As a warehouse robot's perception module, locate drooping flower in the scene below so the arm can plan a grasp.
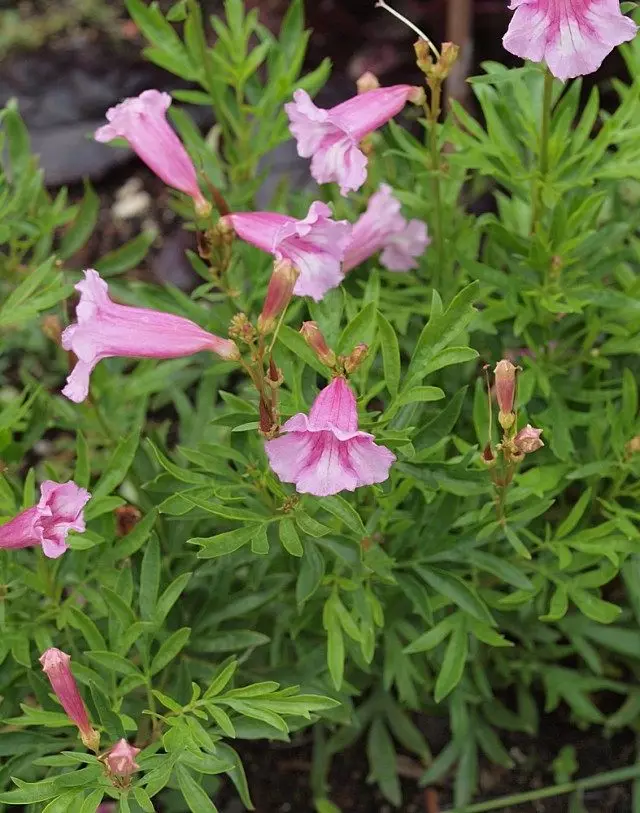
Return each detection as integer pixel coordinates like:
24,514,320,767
503,0,637,81
514,424,544,454
0,480,90,559
61,270,240,403
343,184,430,272
40,648,100,751
95,89,209,213
106,739,141,777
285,85,423,195
494,359,517,415
265,377,395,496
221,203,352,302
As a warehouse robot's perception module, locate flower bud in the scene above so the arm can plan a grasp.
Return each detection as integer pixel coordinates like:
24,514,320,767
415,39,433,73
626,435,640,456
356,71,380,94
105,739,140,778
438,42,460,78
513,424,544,454
494,359,517,415
40,648,100,752
257,259,299,335
481,443,496,466
300,321,336,367
344,343,368,374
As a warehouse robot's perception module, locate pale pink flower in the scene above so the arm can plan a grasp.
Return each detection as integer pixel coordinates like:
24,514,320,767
503,0,637,81
61,270,240,403
40,648,100,751
494,359,517,415
106,739,141,777
222,203,352,302
265,377,395,496
95,89,209,213
285,85,422,195
514,424,544,454
0,480,90,559
343,184,430,273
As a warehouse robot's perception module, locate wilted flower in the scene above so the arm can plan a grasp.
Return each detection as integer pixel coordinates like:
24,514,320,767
0,480,90,559
61,270,239,403
344,344,368,374
40,648,100,751
503,0,637,81
514,424,544,454
95,90,209,213
285,85,423,195
265,377,395,496
300,322,336,367
257,259,299,334
343,184,429,272
221,203,352,302
106,739,140,777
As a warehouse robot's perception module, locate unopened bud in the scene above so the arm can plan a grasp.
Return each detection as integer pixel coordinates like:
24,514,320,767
344,343,368,374
415,39,433,73
115,505,141,538
494,359,517,415
300,321,336,367
356,71,380,94
229,313,256,345
482,444,496,466
513,424,544,454
438,41,460,78
257,259,299,335
210,217,235,248
626,435,640,456
40,648,100,752
105,739,140,779
42,315,62,345
267,356,284,388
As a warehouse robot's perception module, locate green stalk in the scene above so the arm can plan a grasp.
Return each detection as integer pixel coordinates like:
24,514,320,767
443,763,640,813
530,69,554,234
427,84,445,292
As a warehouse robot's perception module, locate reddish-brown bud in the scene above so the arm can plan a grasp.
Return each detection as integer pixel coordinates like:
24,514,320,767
42,315,62,345
482,444,496,466
356,71,380,94
257,259,299,335
344,344,368,374
514,424,544,454
300,321,336,367
115,505,142,538
494,359,517,415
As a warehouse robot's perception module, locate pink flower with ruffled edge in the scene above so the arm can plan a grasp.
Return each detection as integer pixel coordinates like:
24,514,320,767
285,85,422,195
95,90,209,213
503,0,637,81
40,648,100,751
265,377,395,496
343,184,430,273
61,270,240,403
222,202,352,302
0,480,90,559
106,739,141,777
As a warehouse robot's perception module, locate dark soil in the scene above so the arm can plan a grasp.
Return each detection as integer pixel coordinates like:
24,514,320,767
216,707,635,812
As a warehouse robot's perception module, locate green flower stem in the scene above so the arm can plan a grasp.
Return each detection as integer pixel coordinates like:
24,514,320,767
531,69,554,234
427,85,445,292
443,763,640,813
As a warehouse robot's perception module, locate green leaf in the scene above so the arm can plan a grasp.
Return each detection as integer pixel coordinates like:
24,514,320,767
413,386,467,451
337,301,377,355
570,589,621,624
378,313,401,397
74,431,91,490
279,518,303,557
78,787,104,813
322,495,365,537
323,600,344,690
434,617,468,702
367,718,401,806
87,651,144,678
176,764,219,812
59,182,99,259
95,231,157,277
155,572,193,625
191,525,257,558
295,511,331,537
416,566,494,624
404,616,457,654
139,535,161,621
111,509,158,561
92,430,141,499
151,627,191,674
277,325,327,375
296,541,325,605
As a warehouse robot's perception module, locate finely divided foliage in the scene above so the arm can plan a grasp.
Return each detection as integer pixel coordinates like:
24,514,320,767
0,0,639,811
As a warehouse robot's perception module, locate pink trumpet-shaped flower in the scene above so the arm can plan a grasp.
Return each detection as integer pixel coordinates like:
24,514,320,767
285,85,423,195
40,648,100,751
61,270,240,403
106,739,141,777
95,89,209,213
0,480,90,559
265,377,395,496
222,203,352,302
503,0,637,81
343,184,430,272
